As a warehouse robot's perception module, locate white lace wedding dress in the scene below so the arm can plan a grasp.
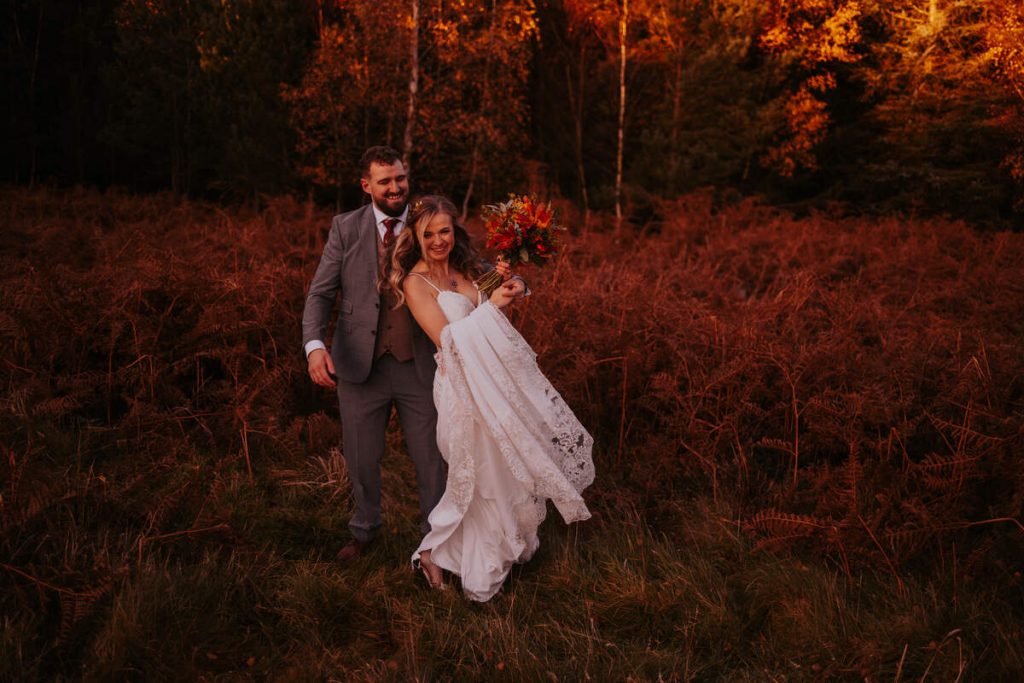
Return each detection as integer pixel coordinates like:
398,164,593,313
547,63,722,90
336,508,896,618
412,282,595,601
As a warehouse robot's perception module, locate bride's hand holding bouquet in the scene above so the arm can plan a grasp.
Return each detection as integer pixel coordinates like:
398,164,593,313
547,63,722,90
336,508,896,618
475,195,563,296
487,278,520,309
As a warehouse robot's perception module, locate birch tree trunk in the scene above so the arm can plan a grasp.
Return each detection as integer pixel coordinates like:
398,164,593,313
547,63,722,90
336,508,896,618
615,0,628,233
24,2,44,187
669,57,682,194
403,0,420,171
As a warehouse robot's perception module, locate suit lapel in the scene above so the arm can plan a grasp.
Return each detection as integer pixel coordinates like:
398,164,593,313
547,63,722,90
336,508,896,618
357,204,379,289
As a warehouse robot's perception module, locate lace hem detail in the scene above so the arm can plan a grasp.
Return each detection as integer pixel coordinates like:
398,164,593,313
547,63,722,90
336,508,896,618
436,302,595,526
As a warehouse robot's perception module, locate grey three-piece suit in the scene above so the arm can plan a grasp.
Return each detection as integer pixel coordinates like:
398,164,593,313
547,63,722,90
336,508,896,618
301,203,445,542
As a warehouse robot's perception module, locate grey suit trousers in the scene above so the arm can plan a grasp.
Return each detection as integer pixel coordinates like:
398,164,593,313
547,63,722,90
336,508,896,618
336,353,446,541
302,204,445,542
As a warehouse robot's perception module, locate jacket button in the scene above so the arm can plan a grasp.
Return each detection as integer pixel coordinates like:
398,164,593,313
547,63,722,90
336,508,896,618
370,330,376,336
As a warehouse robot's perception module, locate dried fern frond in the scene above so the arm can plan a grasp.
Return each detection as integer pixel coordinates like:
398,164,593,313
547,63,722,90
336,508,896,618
1,469,77,534
56,574,118,646
756,438,795,455
32,394,84,418
744,509,829,539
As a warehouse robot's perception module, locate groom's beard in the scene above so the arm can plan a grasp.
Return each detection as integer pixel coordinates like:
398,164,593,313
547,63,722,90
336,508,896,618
376,192,407,217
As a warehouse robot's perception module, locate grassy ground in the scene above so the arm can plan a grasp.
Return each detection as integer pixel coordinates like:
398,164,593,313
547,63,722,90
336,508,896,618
16,447,1021,681
1,187,1022,680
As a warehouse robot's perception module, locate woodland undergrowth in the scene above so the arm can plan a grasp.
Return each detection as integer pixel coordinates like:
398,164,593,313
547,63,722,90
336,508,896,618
1,186,1022,680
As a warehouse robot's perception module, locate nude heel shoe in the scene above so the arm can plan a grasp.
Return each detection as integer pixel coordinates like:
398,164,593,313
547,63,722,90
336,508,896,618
416,550,446,591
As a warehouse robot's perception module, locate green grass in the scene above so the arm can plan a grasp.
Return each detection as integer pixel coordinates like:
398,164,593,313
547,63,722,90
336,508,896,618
3,427,1023,680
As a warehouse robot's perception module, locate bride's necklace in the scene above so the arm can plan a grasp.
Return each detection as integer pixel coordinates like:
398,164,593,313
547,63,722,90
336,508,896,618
428,268,459,291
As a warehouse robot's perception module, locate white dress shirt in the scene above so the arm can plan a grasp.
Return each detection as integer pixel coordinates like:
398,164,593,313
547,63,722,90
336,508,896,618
372,204,408,243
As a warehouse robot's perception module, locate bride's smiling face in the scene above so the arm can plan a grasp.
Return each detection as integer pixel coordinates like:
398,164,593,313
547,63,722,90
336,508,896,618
419,212,455,265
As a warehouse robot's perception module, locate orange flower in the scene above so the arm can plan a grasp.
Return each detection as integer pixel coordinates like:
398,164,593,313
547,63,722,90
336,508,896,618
534,205,552,229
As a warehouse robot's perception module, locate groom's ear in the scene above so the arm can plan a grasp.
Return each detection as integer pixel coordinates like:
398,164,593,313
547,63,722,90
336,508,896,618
360,176,371,194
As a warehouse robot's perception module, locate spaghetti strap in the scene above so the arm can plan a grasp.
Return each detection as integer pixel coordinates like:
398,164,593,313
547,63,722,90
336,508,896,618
409,271,444,294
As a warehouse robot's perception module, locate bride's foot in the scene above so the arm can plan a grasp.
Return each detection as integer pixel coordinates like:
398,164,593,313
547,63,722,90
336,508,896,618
418,550,445,590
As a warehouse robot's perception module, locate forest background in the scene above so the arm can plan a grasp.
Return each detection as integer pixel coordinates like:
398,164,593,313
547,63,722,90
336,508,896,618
5,0,1024,226
3,0,1024,680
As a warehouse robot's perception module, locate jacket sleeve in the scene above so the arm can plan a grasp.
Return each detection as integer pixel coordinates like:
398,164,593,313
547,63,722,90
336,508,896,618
301,215,346,350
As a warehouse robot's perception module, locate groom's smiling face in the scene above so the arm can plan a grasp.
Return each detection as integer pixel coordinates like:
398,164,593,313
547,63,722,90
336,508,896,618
361,160,409,217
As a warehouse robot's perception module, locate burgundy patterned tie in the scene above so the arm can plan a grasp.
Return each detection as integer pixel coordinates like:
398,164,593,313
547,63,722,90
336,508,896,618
382,218,399,248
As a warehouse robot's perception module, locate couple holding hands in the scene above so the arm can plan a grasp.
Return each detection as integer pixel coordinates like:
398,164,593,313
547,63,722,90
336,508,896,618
302,146,594,602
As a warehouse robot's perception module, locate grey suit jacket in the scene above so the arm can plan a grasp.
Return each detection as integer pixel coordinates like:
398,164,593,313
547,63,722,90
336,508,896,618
302,204,437,387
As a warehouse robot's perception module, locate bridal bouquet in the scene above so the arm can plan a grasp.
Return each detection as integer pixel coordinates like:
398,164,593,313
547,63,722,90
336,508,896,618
475,194,564,295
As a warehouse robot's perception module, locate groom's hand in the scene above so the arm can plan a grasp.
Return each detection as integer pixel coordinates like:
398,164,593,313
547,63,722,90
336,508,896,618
489,281,519,309
308,348,337,389
504,278,526,298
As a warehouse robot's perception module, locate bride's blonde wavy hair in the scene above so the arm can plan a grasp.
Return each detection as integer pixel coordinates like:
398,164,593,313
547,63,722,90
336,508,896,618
385,195,483,308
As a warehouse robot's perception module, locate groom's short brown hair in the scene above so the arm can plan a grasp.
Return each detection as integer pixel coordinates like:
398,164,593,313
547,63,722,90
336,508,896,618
359,146,403,178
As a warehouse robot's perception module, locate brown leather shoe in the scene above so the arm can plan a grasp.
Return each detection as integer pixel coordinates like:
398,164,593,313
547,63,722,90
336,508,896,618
335,538,370,563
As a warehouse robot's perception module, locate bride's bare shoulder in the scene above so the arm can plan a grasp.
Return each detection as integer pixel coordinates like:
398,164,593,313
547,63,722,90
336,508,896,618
403,267,434,299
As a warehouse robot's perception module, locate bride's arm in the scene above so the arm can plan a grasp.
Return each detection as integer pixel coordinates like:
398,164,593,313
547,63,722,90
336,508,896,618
403,276,448,347
481,259,527,298
405,276,518,348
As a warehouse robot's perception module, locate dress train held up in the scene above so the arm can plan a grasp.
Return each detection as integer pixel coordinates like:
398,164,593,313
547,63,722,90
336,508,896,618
413,287,594,601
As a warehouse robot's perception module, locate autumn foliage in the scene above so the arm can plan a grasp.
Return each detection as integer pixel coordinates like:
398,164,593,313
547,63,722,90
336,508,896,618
8,0,1024,223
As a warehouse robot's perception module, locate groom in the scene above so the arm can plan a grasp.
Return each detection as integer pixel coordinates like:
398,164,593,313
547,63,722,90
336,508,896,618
302,146,447,562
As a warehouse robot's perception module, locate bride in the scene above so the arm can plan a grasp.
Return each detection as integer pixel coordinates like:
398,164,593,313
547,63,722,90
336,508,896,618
386,195,595,601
